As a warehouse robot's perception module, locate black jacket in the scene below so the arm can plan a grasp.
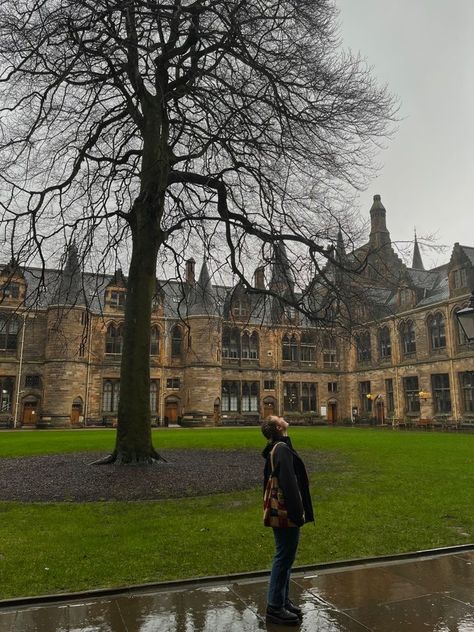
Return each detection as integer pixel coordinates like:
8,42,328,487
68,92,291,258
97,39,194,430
262,436,314,527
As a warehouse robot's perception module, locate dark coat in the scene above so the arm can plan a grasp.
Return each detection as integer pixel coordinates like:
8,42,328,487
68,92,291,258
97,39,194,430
262,436,314,527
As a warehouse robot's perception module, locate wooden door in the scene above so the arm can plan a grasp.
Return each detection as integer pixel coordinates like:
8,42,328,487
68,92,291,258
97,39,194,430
328,401,337,423
70,405,82,425
263,401,274,419
165,402,178,424
22,402,38,425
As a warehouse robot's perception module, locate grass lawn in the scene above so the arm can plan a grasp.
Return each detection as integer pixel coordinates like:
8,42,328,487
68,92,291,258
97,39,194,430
0,427,473,599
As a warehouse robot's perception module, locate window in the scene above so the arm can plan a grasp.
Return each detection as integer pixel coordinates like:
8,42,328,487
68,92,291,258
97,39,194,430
1,283,19,299
400,320,416,355
222,327,240,359
356,331,371,363
359,381,371,413
301,383,317,412
171,325,183,359
150,380,159,413
102,379,120,413
241,382,259,412
232,299,247,319
0,315,18,351
282,334,298,362
323,335,337,367
222,381,239,412
328,382,338,393
264,380,275,390
241,331,258,360
300,332,316,362
428,312,446,350
25,374,41,389
431,374,451,414
385,379,394,413
0,376,14,412
283,382,299,412
105,323,123,354
453,268,467,289
399,287,412,305
109,290,126,307
379,326,391,359
166,377,180,389
150,326,160,356
460,372,474,413
403,376,420,413
455,308,470,345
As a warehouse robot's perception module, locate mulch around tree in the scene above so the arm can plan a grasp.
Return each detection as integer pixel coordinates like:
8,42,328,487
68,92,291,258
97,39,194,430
0,449,324,503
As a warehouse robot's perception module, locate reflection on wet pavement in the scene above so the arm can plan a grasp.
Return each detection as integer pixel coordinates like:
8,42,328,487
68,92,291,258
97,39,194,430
1,549,473,631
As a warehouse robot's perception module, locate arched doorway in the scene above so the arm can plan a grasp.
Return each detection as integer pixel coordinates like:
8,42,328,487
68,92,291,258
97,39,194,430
71,397,83,425
165,396,180,425
22,397,39,426
213,397,221,424
263,396,276,420
327,399,338,424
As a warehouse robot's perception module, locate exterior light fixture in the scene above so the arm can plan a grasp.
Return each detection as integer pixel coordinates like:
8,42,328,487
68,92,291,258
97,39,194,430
456,291,474,342
418,390,430,401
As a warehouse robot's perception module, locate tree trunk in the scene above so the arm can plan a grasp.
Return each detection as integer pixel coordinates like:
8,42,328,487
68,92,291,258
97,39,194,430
107,199,164,464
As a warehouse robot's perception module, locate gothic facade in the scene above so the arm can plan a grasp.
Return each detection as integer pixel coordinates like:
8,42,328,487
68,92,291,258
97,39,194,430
0,195,473,428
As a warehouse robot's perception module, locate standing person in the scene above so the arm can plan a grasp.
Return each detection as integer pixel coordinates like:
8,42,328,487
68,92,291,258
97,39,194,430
261,415,314,626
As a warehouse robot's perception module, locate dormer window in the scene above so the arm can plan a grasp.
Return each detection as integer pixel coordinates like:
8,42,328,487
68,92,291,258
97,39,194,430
399,287,412,305
1,282,20,299
109,290,126,307
232,299,247,319
453,268,467,289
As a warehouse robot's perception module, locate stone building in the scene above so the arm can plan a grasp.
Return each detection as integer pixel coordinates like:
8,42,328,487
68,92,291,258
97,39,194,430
0,195,473,428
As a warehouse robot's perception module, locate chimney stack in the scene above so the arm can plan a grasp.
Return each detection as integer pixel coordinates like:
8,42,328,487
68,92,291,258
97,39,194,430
254,266,265,290
186,258,196,286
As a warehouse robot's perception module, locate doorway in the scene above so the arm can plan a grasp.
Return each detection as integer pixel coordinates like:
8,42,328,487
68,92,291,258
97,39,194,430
165,399,179,425
213,398,221,424
22,399,39,426
263,397,276,420
327,400,338,424
71,397,83,425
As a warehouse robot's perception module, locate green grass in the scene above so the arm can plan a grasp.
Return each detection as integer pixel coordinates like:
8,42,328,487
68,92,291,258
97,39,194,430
0,427,473,599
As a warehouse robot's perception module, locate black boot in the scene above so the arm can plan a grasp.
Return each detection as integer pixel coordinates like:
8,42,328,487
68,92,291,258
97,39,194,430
266,605,301,626
285,600,303,618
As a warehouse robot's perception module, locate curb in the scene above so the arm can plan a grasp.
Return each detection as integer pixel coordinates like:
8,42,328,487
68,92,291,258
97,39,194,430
1,543,473,610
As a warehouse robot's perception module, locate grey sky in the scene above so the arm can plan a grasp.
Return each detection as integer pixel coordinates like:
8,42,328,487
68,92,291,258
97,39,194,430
337,0,474,269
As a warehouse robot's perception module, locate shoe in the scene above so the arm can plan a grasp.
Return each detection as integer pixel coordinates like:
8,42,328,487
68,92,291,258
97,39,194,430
285,600,303,618
266,605,301,626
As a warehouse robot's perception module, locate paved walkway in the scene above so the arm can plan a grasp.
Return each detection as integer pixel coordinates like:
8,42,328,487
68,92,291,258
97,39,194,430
0,547,473,631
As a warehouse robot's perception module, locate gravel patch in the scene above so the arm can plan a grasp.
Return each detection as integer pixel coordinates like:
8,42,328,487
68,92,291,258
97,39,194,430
0,450,265,502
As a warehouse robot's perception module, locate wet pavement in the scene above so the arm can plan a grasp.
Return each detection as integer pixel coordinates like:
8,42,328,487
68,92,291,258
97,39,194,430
0,547,473,631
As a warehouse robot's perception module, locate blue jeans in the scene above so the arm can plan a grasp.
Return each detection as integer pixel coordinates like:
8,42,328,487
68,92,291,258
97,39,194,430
267,527,300,608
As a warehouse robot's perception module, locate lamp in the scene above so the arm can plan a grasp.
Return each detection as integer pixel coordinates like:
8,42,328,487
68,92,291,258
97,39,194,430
418,390,430,402
456,291,474,342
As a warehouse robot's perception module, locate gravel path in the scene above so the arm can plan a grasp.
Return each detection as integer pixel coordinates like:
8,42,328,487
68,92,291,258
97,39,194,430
0,450,264,502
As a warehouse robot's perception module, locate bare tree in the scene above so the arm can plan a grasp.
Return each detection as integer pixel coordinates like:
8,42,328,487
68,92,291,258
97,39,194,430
0,0,395,462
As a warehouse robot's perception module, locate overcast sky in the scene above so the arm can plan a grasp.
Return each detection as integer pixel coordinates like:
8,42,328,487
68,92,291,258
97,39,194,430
337,0,474,269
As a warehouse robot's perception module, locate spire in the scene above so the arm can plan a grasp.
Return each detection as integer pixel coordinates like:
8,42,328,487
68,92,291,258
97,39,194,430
51,243,86,306
369,194,391,249
411,231,424,270
188,259,219,315
107,268,127,287
269,241,294,295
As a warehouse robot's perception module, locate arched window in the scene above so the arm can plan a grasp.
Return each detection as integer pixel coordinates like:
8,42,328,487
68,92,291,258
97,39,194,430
150,326,160,356
229,328,240,359
300,331,316,362
171,325,183,358
323,334,337,367
0,315,19,351
0,376,14,411
150,380,158,413
290,335,298,362
105,323,123,354
221,381,239,412
249,332,259,359
242,381,259,411
428,312,446,350
222,327,231,358
284,382,299,412
356,331,371,363
455,308,470,345
400,320,416,355
241,331,250,359
102,379,120,412
379,326,391,359
282,334,291,361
